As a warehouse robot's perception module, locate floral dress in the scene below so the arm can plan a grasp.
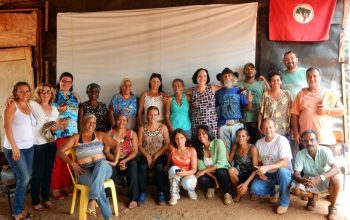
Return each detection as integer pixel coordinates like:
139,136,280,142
80,101,109,131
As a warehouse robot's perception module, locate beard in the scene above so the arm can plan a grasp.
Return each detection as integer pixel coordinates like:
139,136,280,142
224,79,237,87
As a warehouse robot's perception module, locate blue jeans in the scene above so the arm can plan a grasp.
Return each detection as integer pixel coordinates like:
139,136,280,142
78,159,113,220
4,147,34,215
250,167,292,207
218,123,244,153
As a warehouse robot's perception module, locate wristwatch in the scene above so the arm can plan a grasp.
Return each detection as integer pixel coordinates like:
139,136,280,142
319,174,326,181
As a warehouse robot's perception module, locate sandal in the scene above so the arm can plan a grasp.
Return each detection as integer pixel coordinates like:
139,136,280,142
13,212,32,220
86,208,97,217
52,193,65,200
33,204,45,211
128,201,137,209
44,201,54,209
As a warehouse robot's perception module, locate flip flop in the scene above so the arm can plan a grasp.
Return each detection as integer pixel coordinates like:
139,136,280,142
52,194,65,200
44,201,54,209
86,208,97,217
33,204,45,211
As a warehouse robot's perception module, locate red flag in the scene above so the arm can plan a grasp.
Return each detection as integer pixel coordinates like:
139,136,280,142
269,0,337,42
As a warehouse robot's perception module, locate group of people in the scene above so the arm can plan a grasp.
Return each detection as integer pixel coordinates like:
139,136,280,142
3,50,344,220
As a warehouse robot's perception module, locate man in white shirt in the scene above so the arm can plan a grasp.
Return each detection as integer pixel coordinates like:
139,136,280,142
250,119,293,214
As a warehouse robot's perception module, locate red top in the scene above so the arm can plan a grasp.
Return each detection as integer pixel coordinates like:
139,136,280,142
171,148,192,171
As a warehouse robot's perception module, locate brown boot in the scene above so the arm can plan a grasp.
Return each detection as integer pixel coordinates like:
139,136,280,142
328,205,337,220
305,193,318,211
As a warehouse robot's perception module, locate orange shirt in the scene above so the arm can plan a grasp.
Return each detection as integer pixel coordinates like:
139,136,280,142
291,88,338,145
171,148,192,171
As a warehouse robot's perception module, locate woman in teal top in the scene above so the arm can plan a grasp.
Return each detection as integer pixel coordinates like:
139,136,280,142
194,125,233,205
165,79,191,139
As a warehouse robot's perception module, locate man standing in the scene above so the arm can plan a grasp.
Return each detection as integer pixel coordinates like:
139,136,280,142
291,130,341,220
250,119,293,214
215,67,252,153
281,51,307,98
291,67,344,146
237,63,269,144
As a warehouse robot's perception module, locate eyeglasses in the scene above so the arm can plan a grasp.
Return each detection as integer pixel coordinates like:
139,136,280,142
40,90,51,95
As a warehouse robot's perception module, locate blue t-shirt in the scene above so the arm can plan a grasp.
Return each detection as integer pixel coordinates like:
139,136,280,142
215,87,248,126
53,91,79,138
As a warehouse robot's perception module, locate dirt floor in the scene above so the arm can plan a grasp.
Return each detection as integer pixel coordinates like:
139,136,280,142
1,177,349,220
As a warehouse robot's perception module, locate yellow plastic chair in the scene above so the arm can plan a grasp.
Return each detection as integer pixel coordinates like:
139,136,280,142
65,149,119,220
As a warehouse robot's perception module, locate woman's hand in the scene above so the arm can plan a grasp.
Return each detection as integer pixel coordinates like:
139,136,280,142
118,159,128,170
12,147,20,161
146,154,153,168
195,170,205,178
237,183,248,195
71,162,84,175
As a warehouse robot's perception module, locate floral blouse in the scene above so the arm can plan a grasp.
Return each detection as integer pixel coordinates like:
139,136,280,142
259,90,292,136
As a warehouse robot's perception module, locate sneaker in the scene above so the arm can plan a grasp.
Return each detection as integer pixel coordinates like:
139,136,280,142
269,195,279,203
305,193,318,211
188,191,197,200
169,194,180,206
328,205,337,220
206,188,215,199
223,193,233,205
158,192,166,205
138,192,146,205
276,206,288,214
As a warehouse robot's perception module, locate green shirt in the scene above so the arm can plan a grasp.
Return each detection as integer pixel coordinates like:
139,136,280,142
197,139,230,171
281,67,307,98
294,145,335,177
237,80,264,123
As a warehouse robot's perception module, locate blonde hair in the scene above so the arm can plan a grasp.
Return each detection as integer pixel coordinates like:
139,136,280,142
119,78,132,94
33,83,56,104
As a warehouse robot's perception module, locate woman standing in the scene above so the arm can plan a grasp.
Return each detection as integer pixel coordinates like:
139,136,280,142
30,83,59,210
4,82,35,220
228,128,258,202
51,72,80,199
138,106,170,205
258,71,292,136
109,78,137,130
57,114,119,220
195,125,232,205
167,129,197,205
188,68,220,138
79,83,109,131
165,79,191,139
138,73,167,126
106,112,139,209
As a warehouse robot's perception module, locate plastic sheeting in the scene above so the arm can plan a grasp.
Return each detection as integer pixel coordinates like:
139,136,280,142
57,3,257,103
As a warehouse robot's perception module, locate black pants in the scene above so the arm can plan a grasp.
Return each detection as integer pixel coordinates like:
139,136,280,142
31,142,57,205
197,168,231,194
245,122,261,145
138,155,167,194
115,158,139,201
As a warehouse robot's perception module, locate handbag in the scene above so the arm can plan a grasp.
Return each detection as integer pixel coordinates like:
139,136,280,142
41,121,56,143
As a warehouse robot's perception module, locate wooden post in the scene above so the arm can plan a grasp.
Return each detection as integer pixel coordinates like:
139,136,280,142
45,0,49,32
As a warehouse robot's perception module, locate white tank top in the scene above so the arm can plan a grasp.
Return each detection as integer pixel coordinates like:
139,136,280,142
143,93,164,122
4,102,35,150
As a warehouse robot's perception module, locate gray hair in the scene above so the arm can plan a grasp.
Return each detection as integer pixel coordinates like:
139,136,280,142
83,113,96,124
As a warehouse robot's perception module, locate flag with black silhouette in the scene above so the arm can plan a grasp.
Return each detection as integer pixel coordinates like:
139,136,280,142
269,0,337,41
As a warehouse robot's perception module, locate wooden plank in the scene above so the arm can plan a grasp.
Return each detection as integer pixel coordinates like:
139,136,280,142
45,0,48,32
0,11,38,47
343,0,349,29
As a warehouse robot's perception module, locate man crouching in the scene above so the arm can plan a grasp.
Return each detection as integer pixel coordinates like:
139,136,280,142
291,129,341,220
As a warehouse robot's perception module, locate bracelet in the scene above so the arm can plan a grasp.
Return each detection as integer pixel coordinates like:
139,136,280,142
327,108,331,115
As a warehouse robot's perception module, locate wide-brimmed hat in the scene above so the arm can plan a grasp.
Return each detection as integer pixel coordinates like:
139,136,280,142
216,67,239,81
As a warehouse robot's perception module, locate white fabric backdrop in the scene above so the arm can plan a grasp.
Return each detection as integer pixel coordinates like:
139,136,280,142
57,3,257,103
